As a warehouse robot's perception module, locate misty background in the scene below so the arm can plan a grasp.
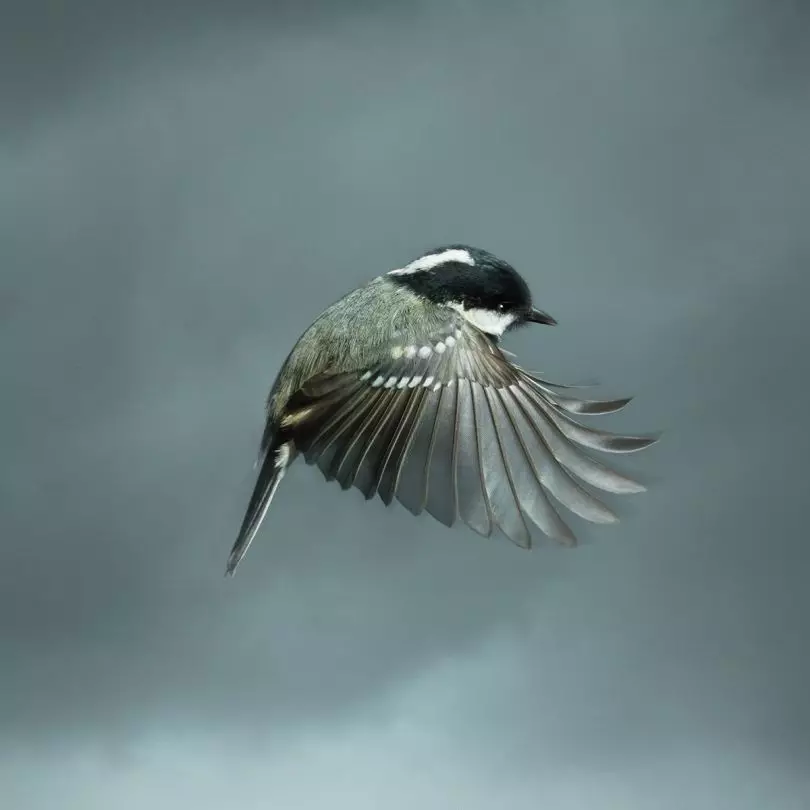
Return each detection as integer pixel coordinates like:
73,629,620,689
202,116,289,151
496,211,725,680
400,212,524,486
2,1,809,807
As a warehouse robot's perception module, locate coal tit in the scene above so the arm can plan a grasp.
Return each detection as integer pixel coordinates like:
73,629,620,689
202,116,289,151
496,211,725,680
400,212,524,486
227,244,657,575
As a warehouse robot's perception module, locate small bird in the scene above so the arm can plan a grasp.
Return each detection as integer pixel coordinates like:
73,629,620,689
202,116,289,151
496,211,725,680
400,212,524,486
226,244,657,575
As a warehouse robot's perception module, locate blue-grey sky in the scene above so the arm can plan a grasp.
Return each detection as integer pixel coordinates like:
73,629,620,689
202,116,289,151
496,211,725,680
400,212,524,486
2,1,810,807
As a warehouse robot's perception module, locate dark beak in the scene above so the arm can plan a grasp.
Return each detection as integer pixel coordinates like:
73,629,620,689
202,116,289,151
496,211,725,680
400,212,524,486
527,307,557,326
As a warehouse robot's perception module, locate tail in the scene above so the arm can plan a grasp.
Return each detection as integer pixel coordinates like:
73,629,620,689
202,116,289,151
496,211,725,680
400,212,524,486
226,442,293,576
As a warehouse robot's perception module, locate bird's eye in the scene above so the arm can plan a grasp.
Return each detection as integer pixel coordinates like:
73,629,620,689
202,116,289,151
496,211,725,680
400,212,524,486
497,303,506,312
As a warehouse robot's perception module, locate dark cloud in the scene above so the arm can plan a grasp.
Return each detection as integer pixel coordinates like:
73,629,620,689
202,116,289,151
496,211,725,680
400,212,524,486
2,1,809,807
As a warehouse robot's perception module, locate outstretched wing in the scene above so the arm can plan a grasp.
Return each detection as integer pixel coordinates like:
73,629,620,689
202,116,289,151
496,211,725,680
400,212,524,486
280,319,657,548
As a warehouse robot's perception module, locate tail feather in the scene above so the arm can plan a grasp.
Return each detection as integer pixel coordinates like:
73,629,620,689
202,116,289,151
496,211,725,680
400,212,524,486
226,442,292,576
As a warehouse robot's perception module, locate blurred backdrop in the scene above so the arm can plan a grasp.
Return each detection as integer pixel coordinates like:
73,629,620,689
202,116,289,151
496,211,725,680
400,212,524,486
2,1,809,807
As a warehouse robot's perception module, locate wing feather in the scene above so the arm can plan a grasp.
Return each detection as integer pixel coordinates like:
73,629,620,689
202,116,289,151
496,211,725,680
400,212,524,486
276,317,657,548
518,379,659,454
393,386,441,516
508,385,647,495
500,386,618,523
453,378,492,535
318,387,385,482
354,388,413,498
476,384,532,548
420,382,458,527
330,386,393,489
376,384,429,506
489,388,577,546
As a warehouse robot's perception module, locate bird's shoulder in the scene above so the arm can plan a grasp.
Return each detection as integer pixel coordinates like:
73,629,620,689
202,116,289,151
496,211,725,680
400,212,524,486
266,278,465,415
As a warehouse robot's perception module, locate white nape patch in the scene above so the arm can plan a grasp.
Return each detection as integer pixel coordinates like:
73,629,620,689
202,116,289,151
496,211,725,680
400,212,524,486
448,302,516,336
388,248,475,276
418,345,432,359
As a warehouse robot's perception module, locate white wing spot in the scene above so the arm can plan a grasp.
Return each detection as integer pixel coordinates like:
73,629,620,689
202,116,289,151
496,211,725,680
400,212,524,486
397,376,410,389
454,328,462,339
418,345,432,359
445,334,456,347
360,370,372,381
372,375,385,387
404,345,417,358
391,346,404,359
435,341,446,353
408,375,423,388
384,376,398,388
423,376,435,388
433,382,442,391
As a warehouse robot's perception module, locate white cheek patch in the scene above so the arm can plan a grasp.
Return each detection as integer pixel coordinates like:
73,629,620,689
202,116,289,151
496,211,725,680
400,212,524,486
388,248,475,276
448,303,516,336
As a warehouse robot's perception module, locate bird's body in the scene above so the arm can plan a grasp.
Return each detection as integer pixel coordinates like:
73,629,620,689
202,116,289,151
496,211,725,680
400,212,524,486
227,245,657,575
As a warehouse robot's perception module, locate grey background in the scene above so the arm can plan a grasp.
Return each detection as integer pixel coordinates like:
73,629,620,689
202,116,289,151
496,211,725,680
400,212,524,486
2,1,809,807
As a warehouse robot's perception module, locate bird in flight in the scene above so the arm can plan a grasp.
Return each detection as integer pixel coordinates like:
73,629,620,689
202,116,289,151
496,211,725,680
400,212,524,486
227,244,657,575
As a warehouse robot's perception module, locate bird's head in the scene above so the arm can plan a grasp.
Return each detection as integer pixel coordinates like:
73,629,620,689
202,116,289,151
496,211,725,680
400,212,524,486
387,244,556,337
